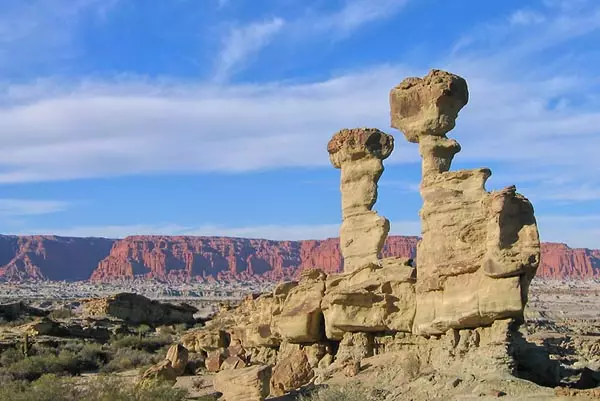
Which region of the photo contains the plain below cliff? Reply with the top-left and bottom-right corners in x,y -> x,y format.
0,234 -> 598,282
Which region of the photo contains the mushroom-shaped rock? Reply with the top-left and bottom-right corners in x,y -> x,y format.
390,69 -> 468,143
327,128 -> 394,272
389,70 -> 540,335
327,127 -> 394,168
390,69 -> 468,178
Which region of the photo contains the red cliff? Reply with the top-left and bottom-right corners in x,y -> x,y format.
0,235 -> 598,282
0,235 -> 115,281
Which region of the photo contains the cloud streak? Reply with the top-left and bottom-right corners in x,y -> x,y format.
214,17 -> 285,82
0,199 -> 68,217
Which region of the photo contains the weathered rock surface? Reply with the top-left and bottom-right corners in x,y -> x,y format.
328,128 -> 394,272
213,364 -> 272,401
322,258 -> 416,339
275,269 -> 325,343
141,359 -> 178,384
390,69 -> 540,335
83,293 -> 197,325
0,235 -> 596,281
270,348 -> 314,396
166,344 -> 189,376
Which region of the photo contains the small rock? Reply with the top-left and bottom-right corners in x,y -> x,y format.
447,377 -> 462,388
343,360 -> 361,377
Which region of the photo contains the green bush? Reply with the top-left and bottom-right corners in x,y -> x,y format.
0,374 -> 188,401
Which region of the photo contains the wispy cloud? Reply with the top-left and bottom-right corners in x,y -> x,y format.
214,17 -> 285,82
0,199 -> 68,216
308,0 -> 411,37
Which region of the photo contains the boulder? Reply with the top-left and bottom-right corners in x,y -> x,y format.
271,348 -> 314,396
221,355 -> 246,370
206,349 -> 226,372
140,359 -> 178,384
166,344 -> 188,376
213,364 -> 272,401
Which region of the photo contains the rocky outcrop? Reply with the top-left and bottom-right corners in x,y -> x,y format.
82,293 -> 197,325
0,302 -> 48,321
328,128 -> 394,272
0,235 -> 114,281
390,69 -> 540,335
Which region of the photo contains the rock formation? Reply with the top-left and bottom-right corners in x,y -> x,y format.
83,293 -> 197,326
0,235 -> 114,281
182,69 -> 556,398
328,128 -> 394,272
390,69 -> 541,335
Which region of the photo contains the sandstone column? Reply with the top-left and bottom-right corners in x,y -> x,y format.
327,128 -> 394,272
390,70 -> 540,335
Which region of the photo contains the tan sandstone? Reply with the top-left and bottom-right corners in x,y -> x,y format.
322,257 -> 416,340
213,364 -> 272,401
328,128 -> 394,272
389,69 -> 540,335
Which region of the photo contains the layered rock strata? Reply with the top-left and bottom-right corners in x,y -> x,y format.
390,69 -> 540,335
327,128 -> 394,272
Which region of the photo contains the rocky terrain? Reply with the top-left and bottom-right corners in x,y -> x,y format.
0,234 -> 598,282
1,69 -> 600,401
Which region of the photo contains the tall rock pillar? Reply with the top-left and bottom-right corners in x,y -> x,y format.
327,128 -> 394,272
390,70 -> 540,335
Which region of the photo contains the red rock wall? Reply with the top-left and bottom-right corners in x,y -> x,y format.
0,235 -> 598,281
0,235 -> 114,281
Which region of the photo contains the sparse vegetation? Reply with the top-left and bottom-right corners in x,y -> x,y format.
110,334 -> 172,353
0,374 -> 188,401
0,333 -> 173,382
299,384 -> 374,401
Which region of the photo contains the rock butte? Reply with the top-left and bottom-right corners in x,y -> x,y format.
176,70 -> 554,400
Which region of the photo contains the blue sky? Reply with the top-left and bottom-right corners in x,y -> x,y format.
0,0 -> 599,248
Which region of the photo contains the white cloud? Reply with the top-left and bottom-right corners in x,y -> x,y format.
22,220 -> 421,240
214,17 -> 285,82
0,199 -> 68,216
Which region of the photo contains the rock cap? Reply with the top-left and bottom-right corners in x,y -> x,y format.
328,128 -> 394,168
390,69 -> 468,143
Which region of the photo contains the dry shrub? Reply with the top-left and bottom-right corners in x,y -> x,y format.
0,374 -> 188,401
299,383 -> 372,401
